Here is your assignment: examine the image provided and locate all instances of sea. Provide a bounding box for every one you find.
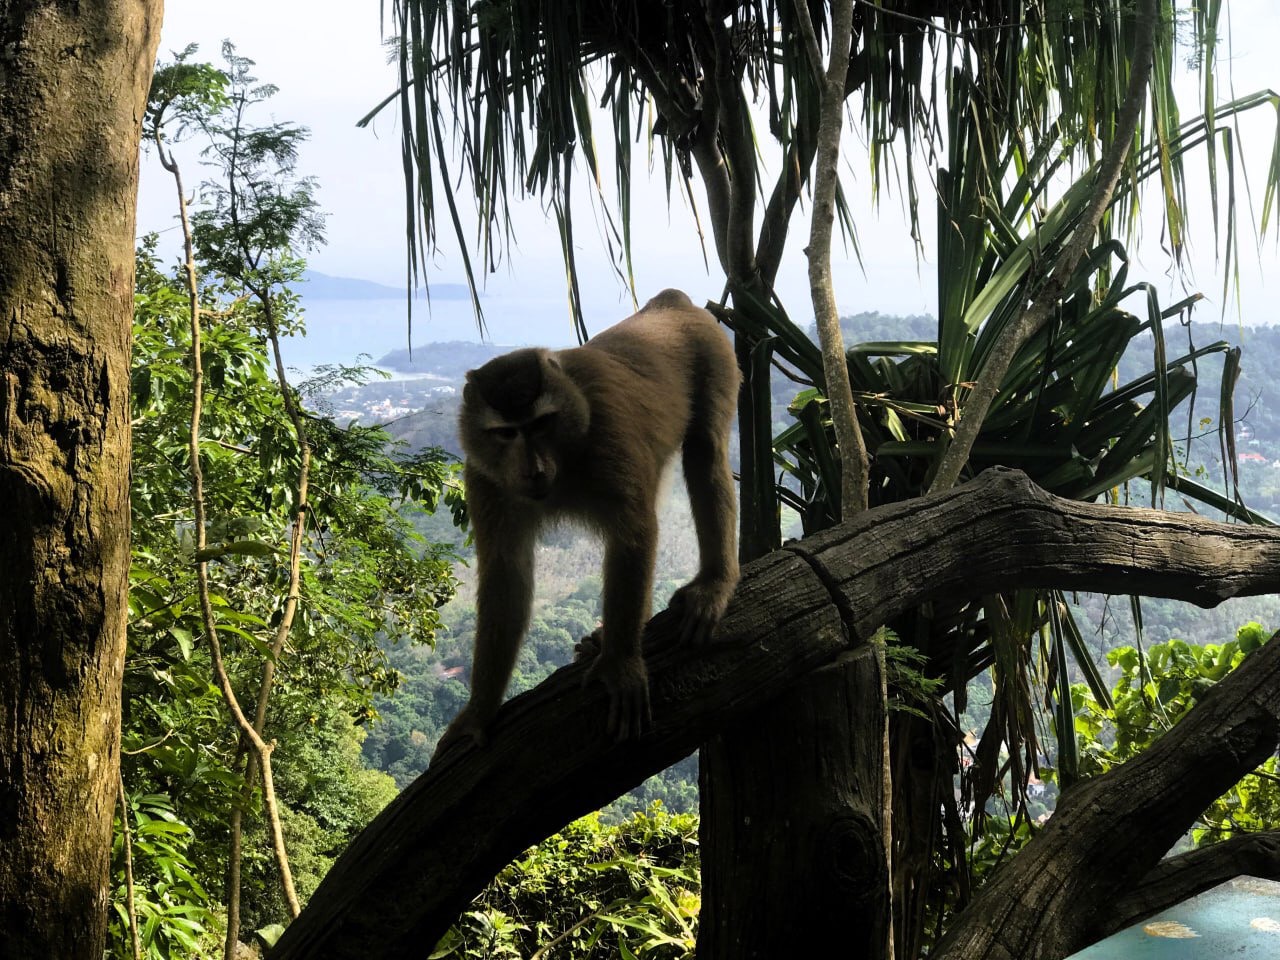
[280,294,599,373]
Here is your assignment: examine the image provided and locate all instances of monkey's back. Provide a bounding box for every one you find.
[553,290,739,518]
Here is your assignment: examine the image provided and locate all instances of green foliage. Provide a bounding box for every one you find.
[115,44,465,952]
[130,235,458,710]
[431,806,700,959]
[187,42,326,308]
[110,791,220,959]
[878,627,945,720]
[236,712,401,931]
[146,44,230,146]
[1071,623,1278,844]
[121,242,460,945]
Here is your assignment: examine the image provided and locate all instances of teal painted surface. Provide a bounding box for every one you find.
[1067,876,1280,958]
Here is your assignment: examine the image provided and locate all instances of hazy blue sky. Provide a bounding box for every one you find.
[137,2,1280,346]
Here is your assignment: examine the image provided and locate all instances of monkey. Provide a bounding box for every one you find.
[433,289,741,757]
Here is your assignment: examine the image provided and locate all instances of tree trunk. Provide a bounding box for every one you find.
[698,647,890,958]
[0,3,161,956]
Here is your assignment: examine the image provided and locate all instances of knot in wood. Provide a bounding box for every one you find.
[823,812,885,899]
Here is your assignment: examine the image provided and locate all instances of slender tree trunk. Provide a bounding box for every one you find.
[795,0,869,518]
[0,2,162,956]
[117,775,143,960]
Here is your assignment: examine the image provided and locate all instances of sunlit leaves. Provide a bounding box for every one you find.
[432,806,701,959]
[120,215,459,952]
[1071,623,1279,845]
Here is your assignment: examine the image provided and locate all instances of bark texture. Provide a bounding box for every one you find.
[698,648,890,958]
[0,2,161,955]
[271,469,1280,959]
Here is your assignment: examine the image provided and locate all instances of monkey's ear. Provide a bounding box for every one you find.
[464,369,477,383]
[544,354,562,371]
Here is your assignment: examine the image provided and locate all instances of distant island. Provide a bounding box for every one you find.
[300,270,472,302]
[375,341,504,374]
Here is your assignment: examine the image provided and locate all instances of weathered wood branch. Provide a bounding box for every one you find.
[1101,830,1280,940]
[933,623,1280,960]
[272,469,1280,959]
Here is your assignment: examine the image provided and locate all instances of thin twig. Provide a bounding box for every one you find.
[851,0,964,39]
[122,729,176,756]
[117,772,142,960]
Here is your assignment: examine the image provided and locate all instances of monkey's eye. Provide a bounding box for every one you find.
[488,425,519,441]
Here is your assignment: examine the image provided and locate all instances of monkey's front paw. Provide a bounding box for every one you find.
[574,627,603,662]
[583,654,651,741]
[432,707,492,762]
[668,577,735,644]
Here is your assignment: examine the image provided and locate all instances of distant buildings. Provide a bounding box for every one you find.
[330,380,460,424]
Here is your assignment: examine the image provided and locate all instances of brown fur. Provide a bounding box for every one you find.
[434,289,741,755]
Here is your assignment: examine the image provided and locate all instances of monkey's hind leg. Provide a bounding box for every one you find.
[670,422,740,644]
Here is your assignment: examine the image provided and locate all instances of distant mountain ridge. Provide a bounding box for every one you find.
[300,270,472,301]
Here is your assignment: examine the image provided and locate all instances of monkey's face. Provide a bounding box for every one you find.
[460,349,589,500]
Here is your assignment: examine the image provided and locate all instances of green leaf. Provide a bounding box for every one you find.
[168,626,194,661]
[253,923,286,948]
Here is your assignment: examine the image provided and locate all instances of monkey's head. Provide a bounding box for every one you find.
[459,348,590,500]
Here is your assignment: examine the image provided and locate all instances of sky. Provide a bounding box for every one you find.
[137,1,1280,347]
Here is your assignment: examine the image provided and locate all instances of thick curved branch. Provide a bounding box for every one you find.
[272,470,1280,959]
[702,7,759,286]
[690,128,733,274]
[756,119,820,288]
[623,48,733,276]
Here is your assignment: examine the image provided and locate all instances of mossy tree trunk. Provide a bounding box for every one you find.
[0,1,162,955]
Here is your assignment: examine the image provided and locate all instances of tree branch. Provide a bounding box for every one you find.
[933,621,1280,959]
[1101,831,1280,940]
[272,469,1280,959]
[801,0,870,517]
[755,125,817,288]
[624,49,733,275]
[702,7,759,287]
